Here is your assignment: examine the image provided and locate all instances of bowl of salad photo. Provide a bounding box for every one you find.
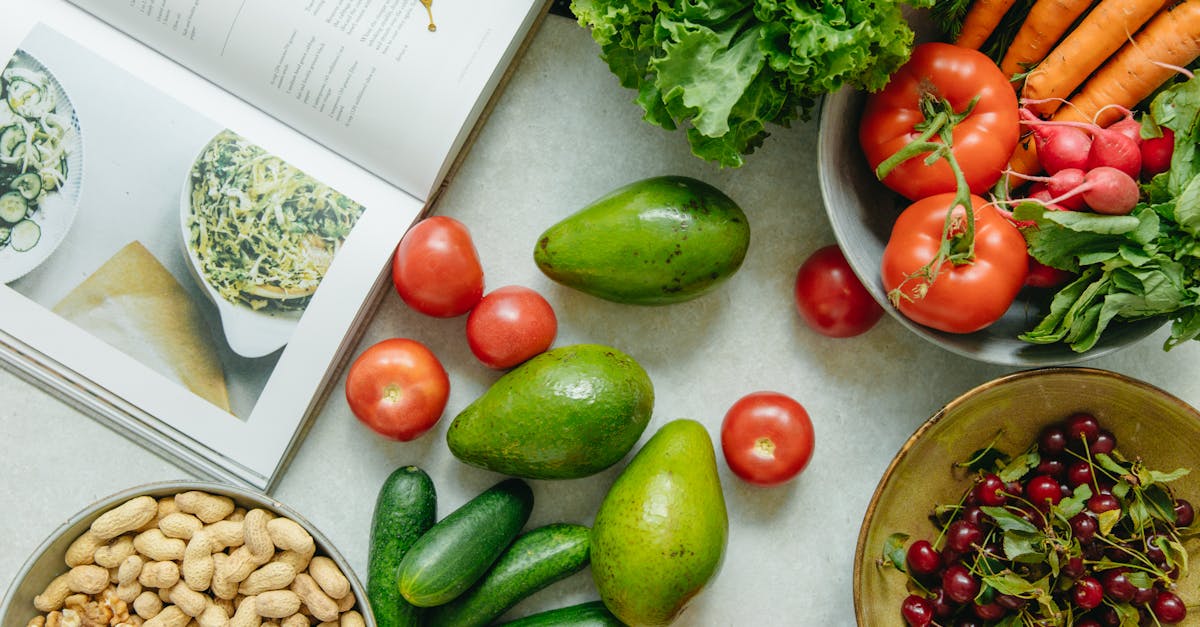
[180,129,366,358]
[817,1,1200,365]
[0,49,83,284]
[855,367,1200,626]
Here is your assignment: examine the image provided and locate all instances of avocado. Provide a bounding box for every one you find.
[590,419,728,626]
[446,344,654,480]
[534,176,750,305]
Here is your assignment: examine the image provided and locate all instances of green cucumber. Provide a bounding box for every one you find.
[9,219,39,252]
[0,191,27,223]
[495,601,626,626]
[367,466,437,627]
[425,523,591,627]
[396,478,533,608]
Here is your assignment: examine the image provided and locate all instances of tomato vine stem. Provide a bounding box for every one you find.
[875,94,981,305]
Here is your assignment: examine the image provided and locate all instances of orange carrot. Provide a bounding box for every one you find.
[1057,0,1200,127]
[956,0,1020,49]
[999,0,1096,79]
[1006,136,1043,184]
[1022,0,1169,116]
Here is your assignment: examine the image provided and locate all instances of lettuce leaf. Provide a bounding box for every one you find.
[570,0,932,167]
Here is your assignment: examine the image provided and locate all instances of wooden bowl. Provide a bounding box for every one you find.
[854,367,1200,625]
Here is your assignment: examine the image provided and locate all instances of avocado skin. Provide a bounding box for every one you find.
[446,344,654,480]
[590,419,728,627]
[534,176,750,305]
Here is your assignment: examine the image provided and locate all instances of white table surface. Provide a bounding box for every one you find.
[5,14,1200,626]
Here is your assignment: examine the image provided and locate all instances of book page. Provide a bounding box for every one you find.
[71,0,544,200]
[0,1,426,488]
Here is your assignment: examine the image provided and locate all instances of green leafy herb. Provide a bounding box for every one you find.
[569,0,934,167]
[880,532,910,572]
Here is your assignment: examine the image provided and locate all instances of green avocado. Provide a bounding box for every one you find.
[446,344,654,480]
[590,419,728,627]
[534,176,750,305]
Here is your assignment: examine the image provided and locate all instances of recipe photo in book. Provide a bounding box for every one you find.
[71,0,546,200]
[2,25,368,421]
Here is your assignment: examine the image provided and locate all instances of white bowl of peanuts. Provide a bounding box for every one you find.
[0,481,373,627]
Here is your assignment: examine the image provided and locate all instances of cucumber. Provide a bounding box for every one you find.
[495,601,626,627]
[9,219,39,252]
[396,478,533,608]
[10,172,41,201]
[367,466,437,627]
[425,523,591,627]
[0,191,27,223]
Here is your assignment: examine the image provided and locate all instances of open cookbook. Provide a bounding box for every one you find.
[0,0,551,490]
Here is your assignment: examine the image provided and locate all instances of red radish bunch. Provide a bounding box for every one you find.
[1011,105,1173,217]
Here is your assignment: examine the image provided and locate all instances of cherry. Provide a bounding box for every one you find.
[1073,576,1104,609]
[946,520,983,552]
[1065,413,1101,448]
[1027,475,1064,509]
[1092,429,1116,454]
[1101,568,1135,602]
[1039,424,1068,455]
[942,564,980,604]
[1133,584,1157,605]
[995,593,1027,611]
[929,587,955,618]
[961,505,987,528]
[1066,460,1094,488]
[901,594,935,626]
[1070,513,1097,543]
[1004,480,1023,498]
[1153,591,1188,624]
[973,601,1006,620]
[1174,498,1195,527]
[1094,606,1121,626]
[1087,493,1121,514]
[1144,533,1168,565]
[906,540,941,576]
[1062,556,1086,579]
[973,473,1007,506]
[1036,458,1066,479]
[1075,620,1102,627]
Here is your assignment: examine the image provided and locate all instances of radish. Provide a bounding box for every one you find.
[1044,166,1140,216]
[1107,117,1143,147]
[1009,168,1087,211]
[1020,108,1091,174]
[1020,112,1142,180]
[1141,127,1175,179]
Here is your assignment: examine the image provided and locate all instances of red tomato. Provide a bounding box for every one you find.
[720,392,815,486]
[882,193,1028,334]
[859,42,1019,201]
[794,245,884,338]
[344,338,450,441]
[466,285,558,369]
[392,216,484,317]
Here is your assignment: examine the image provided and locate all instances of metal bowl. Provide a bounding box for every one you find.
[815,77,1163,366]
[853,368,1200,625]
[0,480,374,626]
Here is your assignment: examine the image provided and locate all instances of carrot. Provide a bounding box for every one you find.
[1057,0,1200,127]
[998,0,1096,79]
[956,0,1020,49]
[1022,0,1169,116]
[1006,136,1044,185]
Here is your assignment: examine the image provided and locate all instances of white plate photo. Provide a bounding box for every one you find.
[0,49,83,284]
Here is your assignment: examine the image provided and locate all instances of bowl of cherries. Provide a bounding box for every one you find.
[855,367,1200,626]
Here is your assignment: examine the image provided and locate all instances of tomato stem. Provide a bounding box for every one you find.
[881,94,980,307]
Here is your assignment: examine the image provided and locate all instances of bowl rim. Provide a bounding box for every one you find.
[851,366,1200,624]
[0,479,374,626]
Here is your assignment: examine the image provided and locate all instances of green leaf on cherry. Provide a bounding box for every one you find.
[1054,484,1093,520]
[882,532,909,572]
[1098,509,1122,536]
[998,449,1040,483]
[1095,452,1128,476]
[983,571,1037,596]
[1004,530,1048,564]
[981,506,1039,533]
